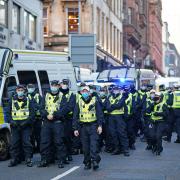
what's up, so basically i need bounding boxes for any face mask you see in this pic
[90,89,94,94]
[150,94,155,99]
[82,92,89,100]
[61,85,68,90]
[100,92,106,98]
[17,91,24,97]
[51,86,59,93]
[28,88,35,94]
[113,90,120,95]
[141,86,146,91]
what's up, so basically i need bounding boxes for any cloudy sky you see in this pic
[162,0,180,52]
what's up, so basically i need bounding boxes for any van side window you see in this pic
[17,71,38,89]
[38,71,50,95]
[2,76,17,104]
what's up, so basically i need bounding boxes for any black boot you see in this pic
[111,149,120,155]
[129,144,136,150]
[174,139,180,143]
[37,160,48,167]
[146,145,152,150]
[58,161,64,168]
[26,158,33,167]
[84,162,91,170]
[123,151,130,157]
[67,155,73,161]
[92,161,99,170]
[8,159,19,167]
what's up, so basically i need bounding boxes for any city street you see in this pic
[1,136,180,180]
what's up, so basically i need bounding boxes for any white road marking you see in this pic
[50,166,80,180]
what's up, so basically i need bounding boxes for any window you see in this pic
[43,7,48,35]
[68,8,79,33]
[24,11,36,41]
[0,0,7,27]
[96,8,100,43]
[3,76,17,100]
[17,71,38,88]
[38,71,50,95]
[12,3,20,33]
[128,8,132,24]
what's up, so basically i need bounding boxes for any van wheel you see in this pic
[0,134,9,161]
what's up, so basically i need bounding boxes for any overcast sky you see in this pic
[162,0,180,52]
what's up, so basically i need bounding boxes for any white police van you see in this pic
[0,47,77,160]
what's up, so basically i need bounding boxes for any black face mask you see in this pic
[60,88,69,94]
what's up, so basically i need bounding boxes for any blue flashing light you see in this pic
[119,78,126,83]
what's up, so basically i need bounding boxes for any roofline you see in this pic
[12,49,68,56]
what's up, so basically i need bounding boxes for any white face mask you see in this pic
[150,94,155,99]
[61,85,68,90]
[113,90,120,95]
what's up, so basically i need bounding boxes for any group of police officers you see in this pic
[6,79,180,170]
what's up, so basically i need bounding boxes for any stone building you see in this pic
[43,0,124,71]
[0,0,43,50]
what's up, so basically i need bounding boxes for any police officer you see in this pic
[60,79,76,162]
[73,86,103,170]
[8,85,34,167]
[108,86,130,156]
[149,92,168,155]
[170,84,180,143]
[27,84,42,153]
[142,89,155,150]
[136,85,147,140]
[38,80,66,168]
[125,85,136,150]
[99,86,112,152]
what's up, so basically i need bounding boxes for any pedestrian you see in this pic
[8,85,35,167]
[73,86,103,170]
[38,80,66,168]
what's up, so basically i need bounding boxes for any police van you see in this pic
[97,66,155,89]
[0,47,77,160]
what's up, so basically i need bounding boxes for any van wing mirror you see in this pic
[0,48,13,76]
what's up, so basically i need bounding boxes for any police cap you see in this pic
[50,80,59,86]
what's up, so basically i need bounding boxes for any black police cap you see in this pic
[16,84,25,90]
[62,79,69,85]
[50,80,59,86]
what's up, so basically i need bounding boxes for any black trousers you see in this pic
[144,116,152,146]
[31,117,42,152]
[63,118,73,157]
[109,114,129,152]
[10,126,32,160]
[148,121,166,152]
[173,109,180,139]
[80,123,100,165]
[40,120,65,162]
[126,116,136,146]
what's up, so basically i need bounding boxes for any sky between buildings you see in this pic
[162,0,180,52]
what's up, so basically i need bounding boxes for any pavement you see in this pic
[1,136,180,180]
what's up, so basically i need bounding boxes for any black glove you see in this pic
[10,121,18,128]
[88,104,95,111]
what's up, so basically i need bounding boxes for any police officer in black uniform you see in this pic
[8,85,35,167]
[73,86,103,170]
[27,83,42,153]
[38,80,66,168]
[60,79,76,162]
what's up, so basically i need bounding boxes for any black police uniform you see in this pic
[7,94,35,167]
[28,91,42,152]
[73,95,103,170]
[38,90,66,168]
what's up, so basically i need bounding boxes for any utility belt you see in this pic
[44,119,63,123]
[80,121,97,126]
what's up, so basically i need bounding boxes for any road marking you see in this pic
[51,166,80,180]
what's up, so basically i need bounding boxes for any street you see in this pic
[1,135,180,180]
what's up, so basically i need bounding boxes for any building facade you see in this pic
[162,22,180,77]
[43,0,123,71]
[0,0,43,50]
[148,0,163,73]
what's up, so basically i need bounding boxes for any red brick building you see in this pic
[123,0,163,73]
[148,0,163,73]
